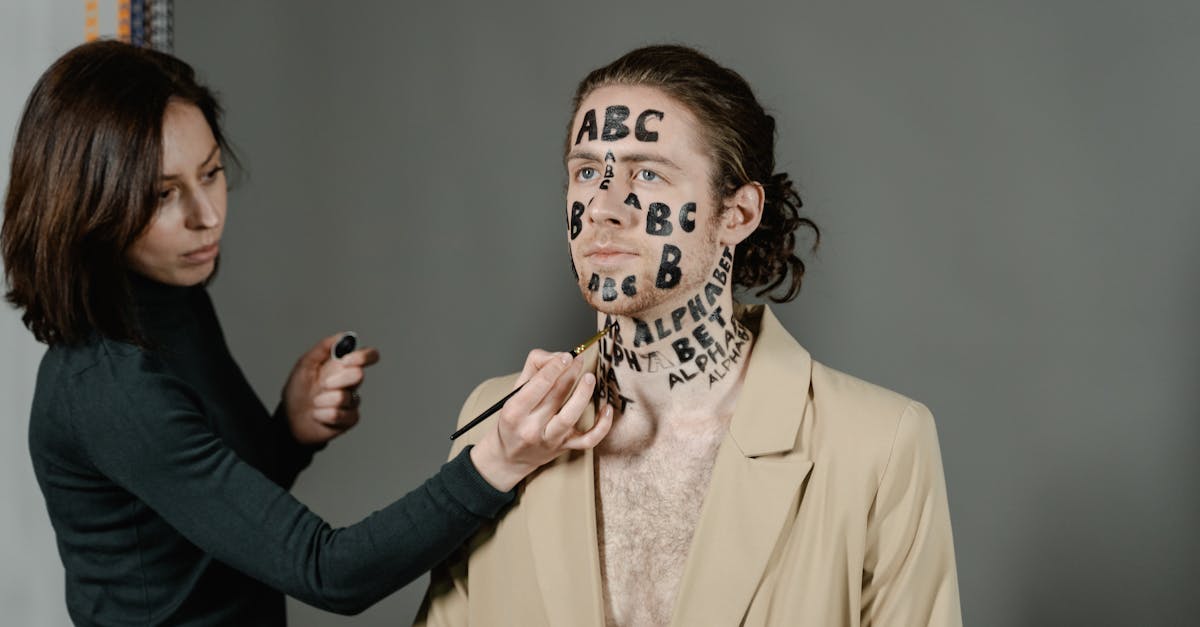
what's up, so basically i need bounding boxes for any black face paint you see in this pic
[624,193,642,209]
[655,318,673,341]
[671,337,695,363]
[596,358,635,412]
[570,201,585,240]
[671,307,688,332]
[621,275,637,297]
[633,318,654,347]
[708,247,733,295]
[605,314,623,344]
[600,151,615,190]
[575,109,598,145]
[655,244,682,289]
[602,277,618,302]
[634,109,664,142]
[686,294,707,322]
[646,202,673,236]
[588,273,600,291]
[646,351,675,372]
[578,107,663,145]
[602,244,753,391]
[601,105,631,141]
[708,305,726,327]
[679,202,696,232]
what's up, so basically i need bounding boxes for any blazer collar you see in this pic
[728,304,813,457]
[670,304,815,625]
[523,344,605,627]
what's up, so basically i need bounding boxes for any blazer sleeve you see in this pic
[861,401,963,626]
[414,380,491,626]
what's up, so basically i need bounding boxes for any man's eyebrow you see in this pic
[619,152,681,171]
[565,149,602,163]
[161,144,221,181]
[564,150,680,171]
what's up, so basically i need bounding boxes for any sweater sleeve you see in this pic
[264,400,324,489]
[75,360,515,615]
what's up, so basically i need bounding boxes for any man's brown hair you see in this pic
[568,44,819,302]
[2,40,231,346]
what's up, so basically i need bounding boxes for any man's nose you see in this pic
[587,175,636,228]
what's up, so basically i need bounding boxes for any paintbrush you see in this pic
[449,324,614,440]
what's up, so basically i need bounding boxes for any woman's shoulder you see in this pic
[38,335,174,408]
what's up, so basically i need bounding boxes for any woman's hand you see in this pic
[282,333,381,446]
[470,350,613,491]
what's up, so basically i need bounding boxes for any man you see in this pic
[417,45,961,626]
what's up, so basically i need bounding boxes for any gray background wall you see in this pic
[3,1,1198,625]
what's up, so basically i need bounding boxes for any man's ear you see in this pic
[718,182,764,247]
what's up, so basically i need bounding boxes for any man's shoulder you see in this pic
[811,360,916,414]
[446,372,522,456]
[808,358,933,440]
[457,373,521,426]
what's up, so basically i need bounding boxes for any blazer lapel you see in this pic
[524,346,606,627]
[670,306,815,627]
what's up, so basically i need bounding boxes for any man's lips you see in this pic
[583,245,639,269]
[583,245,639,258]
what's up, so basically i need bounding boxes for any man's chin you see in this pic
[577,287,651,318]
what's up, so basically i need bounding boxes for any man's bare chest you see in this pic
[594,437,723,625]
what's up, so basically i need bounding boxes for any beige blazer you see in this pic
[416,306,962,626]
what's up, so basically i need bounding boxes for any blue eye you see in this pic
[578,167,598,182]
[637,170,659,182]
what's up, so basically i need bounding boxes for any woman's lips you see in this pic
[182,242,219,264]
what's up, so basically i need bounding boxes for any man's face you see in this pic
[565,85,724,318]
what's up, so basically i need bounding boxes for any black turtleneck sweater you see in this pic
[28,275,514,626]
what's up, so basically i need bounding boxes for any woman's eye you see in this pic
[637,169,659,182]
[578,167,598,181]
[158,188,175,202]
[202,165,225,182]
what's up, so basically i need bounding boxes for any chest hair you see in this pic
[594,427,725,627]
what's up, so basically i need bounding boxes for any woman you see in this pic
[1,41,613,626]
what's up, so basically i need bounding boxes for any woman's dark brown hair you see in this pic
[2,40,231,346]
[568,44,819,302]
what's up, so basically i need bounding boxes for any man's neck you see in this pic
[593,247,755,451]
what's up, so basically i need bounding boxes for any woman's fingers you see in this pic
[316,345,379,391]
[565,403,613,450]
[311,407,360,429]
[502,352,572,419]
[541,356,584,413]
[336,347,380,368]
[322,366,366,390]
[514,349,559,388]
[542,371,596,443]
